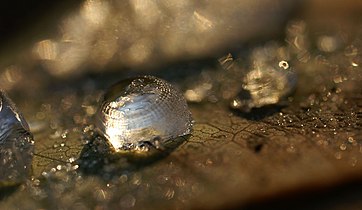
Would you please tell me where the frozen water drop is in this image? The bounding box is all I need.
[96,75,193,152]
[231,61,297,112]
[278,60,289,70]
[56,165,62,170]
[120,194,136,208]
[347,137,355,144]
[344,45,358,57]
[317,35,338,53]
[231,45,297,112]
[339,144,347,151]
[0,91,34,186]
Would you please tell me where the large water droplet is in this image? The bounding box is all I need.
[0,91,34,186]
[96,75,193,152]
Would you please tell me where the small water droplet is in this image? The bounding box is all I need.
[72,164,79,170]
[218,53,234,70]
[56,165,62,170]
[41,171,49,177]
[175,177,185,187]
[278,60,289,69]
[339,144,347,151]
[348,137,355,144]
[33,179,40,186]
[334,152,342,160]
[94,188,108,202]
[156,174,170,185]
[317,35,338,53]
[119,174,128,183]
[287,144,296,153]
[349,157,357,167]
[205,158,214,165]
[333,76,343,84]
[344,45,358,57]
[120,194,136,208]
[131,173,142,186]
[351,61,359,67]
[61,130,68,139]
[164,188,175,200]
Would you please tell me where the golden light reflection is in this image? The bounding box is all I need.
[125,39,153,65]
[33,40,58,61]
[33,0,110,76]
[317,35,338,53]
[90,33,118,68]
[29,0,296,77]
[81,0,110,26]
[0,65,23,90]
[130,0,160,29]
[184,83,212,103]
[193,11,214,32]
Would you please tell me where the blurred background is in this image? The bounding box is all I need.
[0,0,360,87]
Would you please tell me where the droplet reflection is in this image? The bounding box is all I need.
[96,75,193,152]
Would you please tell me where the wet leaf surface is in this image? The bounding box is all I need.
[1,54,361,209]
[0,1,362,209]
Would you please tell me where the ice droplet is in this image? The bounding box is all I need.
[120,194,136,208]
[96,75,193,152]
[231,46,297,112]
[278,60,289,70]
[231,66,295,112]
[0,91,34,186]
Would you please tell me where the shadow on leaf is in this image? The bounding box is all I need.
[0,185,20,201]
[230,104,286,121]
[77,133,188,179]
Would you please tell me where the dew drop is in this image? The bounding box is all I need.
[164,188,175,200]
[344,45,358,57]
[230,46,297,112]
[72,164,79,170]
[351,61,359,67]
[119,174,128,183]
[61,130,68,139]
[0,91,34,186]
[131,173,142,186]
[56,165,62,170]
[41,171,49,177]
[278,60,289,69]
[339,144,347,151]
[96,75,193,152]
[68,157,76,163]
[347,136,355,144]
[120,194,136,208]
[334,152,342,160]
[317,35,338,53]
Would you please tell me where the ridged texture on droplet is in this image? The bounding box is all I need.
[231,46,297,112]
[96,75,192,151]
[231,67,297,112]
[0,91,34,186]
